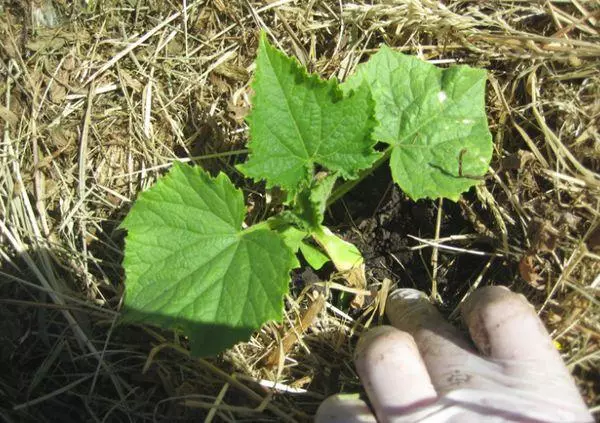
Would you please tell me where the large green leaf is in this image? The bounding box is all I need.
[121,163,294,356]
[342,46,493,201]
[238,32,380,193]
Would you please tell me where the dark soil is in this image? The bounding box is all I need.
[328,165,516,315]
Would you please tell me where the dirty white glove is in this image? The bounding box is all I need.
[316,286,593,423]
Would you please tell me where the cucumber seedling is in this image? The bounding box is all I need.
[120,32,492,356]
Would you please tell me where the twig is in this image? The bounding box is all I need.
[78,83,95,288]
[430,198,443,302]
[13,375,93,411]
[408,234,504,257]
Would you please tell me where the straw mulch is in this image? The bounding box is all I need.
[1,1,599,421]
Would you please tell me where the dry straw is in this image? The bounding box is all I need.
[1,0,598,421]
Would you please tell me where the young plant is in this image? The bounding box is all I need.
[120,32,492,357]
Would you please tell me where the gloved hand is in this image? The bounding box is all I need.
[316,286,593,422]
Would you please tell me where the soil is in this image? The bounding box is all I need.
[328,165,515,315]
[2,1,598,420]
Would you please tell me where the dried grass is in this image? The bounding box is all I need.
[1,0,599,421]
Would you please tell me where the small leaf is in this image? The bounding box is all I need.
[238,32,380,193]
[309,173,338,225]
[293,173,338,229]
[311,225,366,291]
[299,241,330,270]
[121,163,294,356]
[268,220,308,268]
[342,46,493,201]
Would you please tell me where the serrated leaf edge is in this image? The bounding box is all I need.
[239,31,380,193]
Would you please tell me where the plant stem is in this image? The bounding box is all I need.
[327,145,393,206]
[187,149,249,161]
[243,219,273,233]
[430,198,443,303]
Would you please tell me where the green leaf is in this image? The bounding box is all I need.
[238,32,380,193]
[121,163,294,357]
[309,173,338,224]
[299,241,330,270]
[312,225,366,290]
[265,212,331,270]
[342,46,493,201]
[268,219,308,268]
[293,173,338,229]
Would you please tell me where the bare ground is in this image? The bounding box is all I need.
[1,0,599,421]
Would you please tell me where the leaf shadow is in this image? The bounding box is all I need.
[0,242,286,421]
[120,306,257,358]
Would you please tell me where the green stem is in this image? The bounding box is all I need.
[327,145,393,206]
[243,219,273,233]
[187,149,249,161]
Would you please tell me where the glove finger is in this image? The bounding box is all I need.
[386,289,502,394]
[461,285,592,418]
[461,286,558,361]
[355,326,437,421]
[315,394,376,423]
